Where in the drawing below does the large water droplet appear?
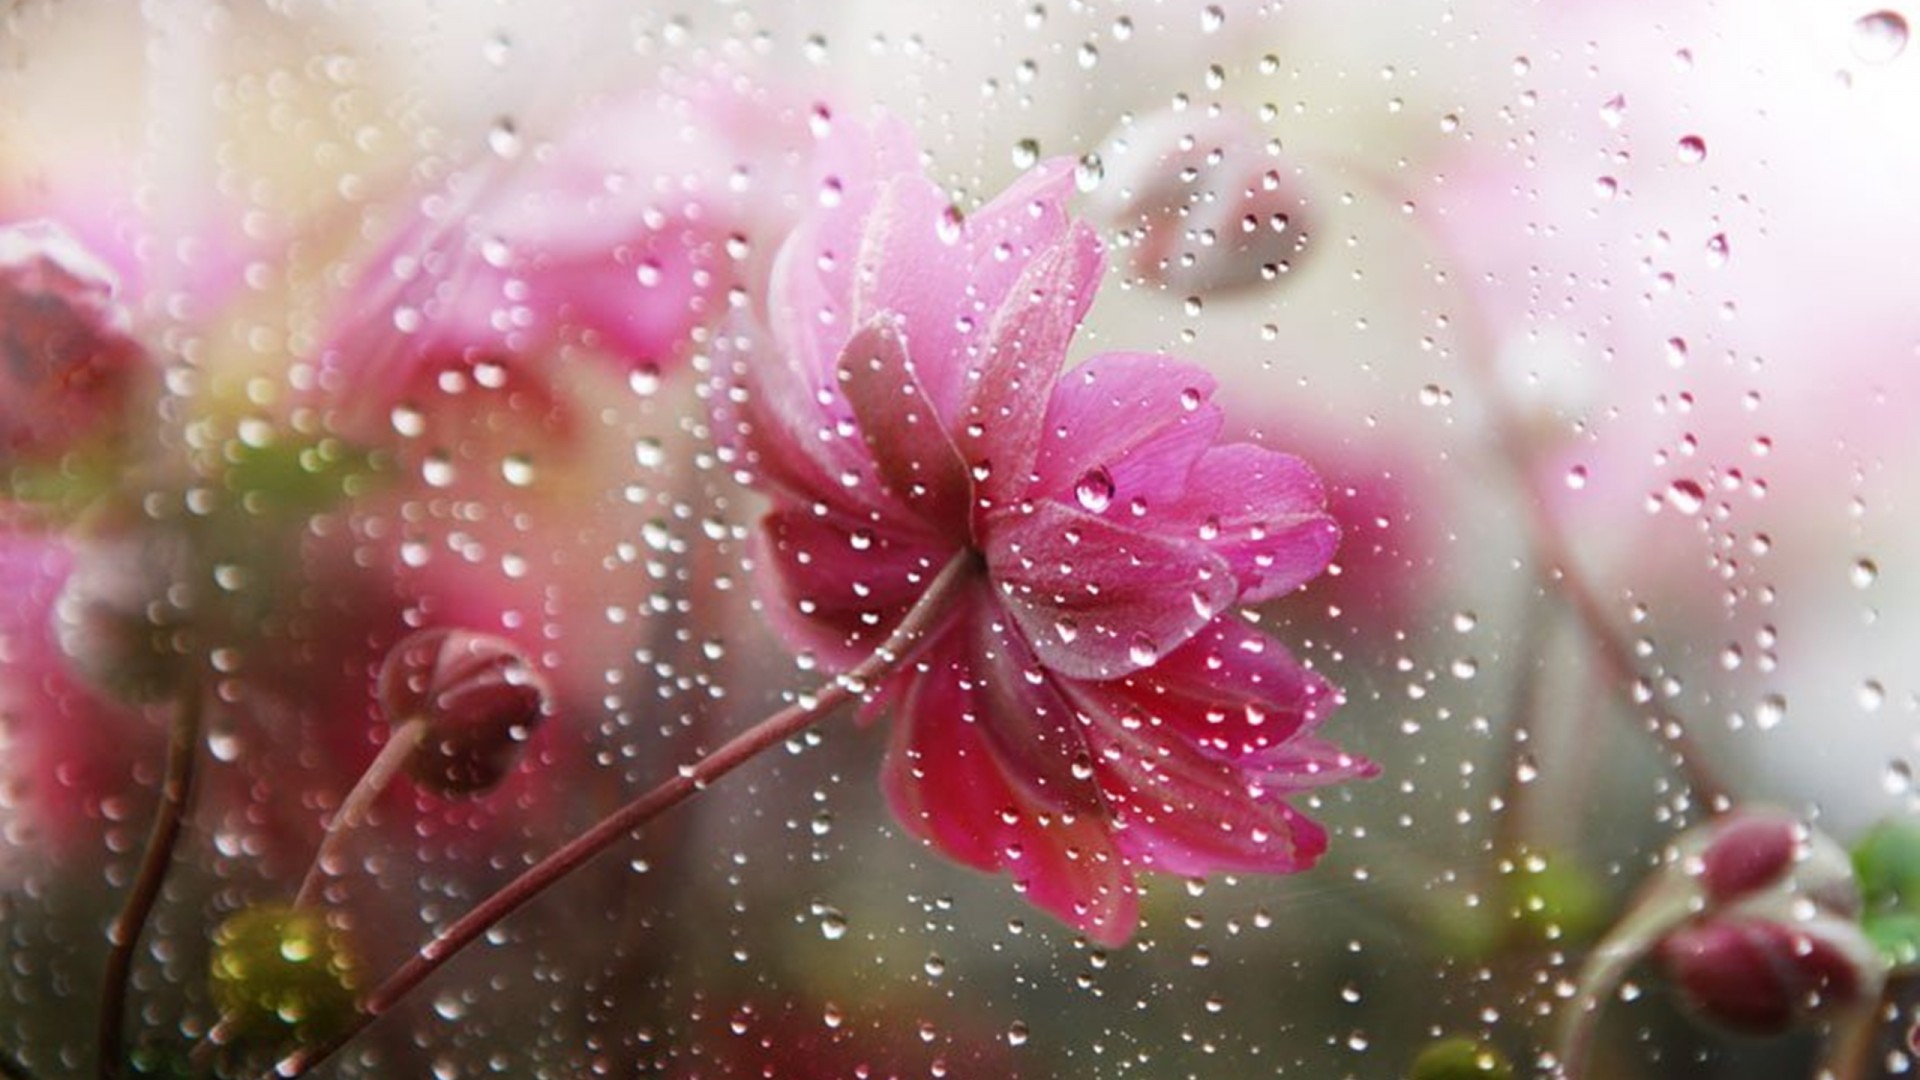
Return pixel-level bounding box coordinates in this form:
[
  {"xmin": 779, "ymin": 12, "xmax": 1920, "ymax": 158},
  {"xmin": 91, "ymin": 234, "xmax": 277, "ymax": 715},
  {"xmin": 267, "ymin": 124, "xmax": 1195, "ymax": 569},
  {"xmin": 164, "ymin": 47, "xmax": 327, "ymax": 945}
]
[
  {"xmin": 1853, "ymin": 11, "xmax": 1910, "ymax": 63},
  {"xmin": 1074, "ymin": 467, "xmax": 1115, "ymax": 513}
]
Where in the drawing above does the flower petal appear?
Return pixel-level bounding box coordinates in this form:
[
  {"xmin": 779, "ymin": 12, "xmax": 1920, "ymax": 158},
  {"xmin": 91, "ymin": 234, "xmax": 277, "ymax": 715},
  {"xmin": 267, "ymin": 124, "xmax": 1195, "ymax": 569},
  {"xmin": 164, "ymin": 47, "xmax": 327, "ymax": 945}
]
[
  {"xmin": 754, "ymin": 505, "xmax": 954, "ymax": 671},
  {"xmin": 880, "ymin": 615, "xmax": 1138, "ymax": 944},
  {"xmin": 956, "ymin": 221, "xmax": 1104, "ymax": 520},
  {"xmin": 836, "ymin": 316, "xmax": 971, "ymax": 531},
  {"xmin": 1070, "ymin": 619, "xmax": 1369, "ymax": 877},
  {"xmin": 1167, "ymin": 445, "xmax": 1340, "ymax": 603},
  {"xmin": 985, "ymin": 500, "xmax": 1235, "ymax": 680},
  {"xmin": 1029, "ymin": 351, "xmax": 1224, "ymax": 507}
]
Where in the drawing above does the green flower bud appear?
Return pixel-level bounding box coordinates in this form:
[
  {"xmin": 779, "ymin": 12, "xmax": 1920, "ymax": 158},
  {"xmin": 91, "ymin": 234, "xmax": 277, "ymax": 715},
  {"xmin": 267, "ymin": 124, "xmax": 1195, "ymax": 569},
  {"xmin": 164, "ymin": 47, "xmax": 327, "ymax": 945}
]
[
  {"xmin": 1853, "ymin": 818, "xmax": 1920, "ymax": 913},
  {"xmin": 209, "ymin": 905, "xmax": 361, "ymax": 1049},
  {"xmin": 1408, "ymin": 1036, "xmax": 1515, "ymax": 1080}
]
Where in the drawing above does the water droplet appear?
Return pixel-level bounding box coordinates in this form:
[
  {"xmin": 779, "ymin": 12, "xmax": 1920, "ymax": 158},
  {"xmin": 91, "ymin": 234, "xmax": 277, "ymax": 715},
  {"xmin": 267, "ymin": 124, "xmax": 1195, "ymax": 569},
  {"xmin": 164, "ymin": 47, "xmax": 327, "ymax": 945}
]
[
  {"xmin": 1884, "ymin": 759, "xmax": 1913, "ymax": 795},
  {"xmin": 1006, "ymin": 1021, "xmax": 1030, "ymax": 1047},
  {"xmin": 1755, "ymin": 693, "xmax": 1787, "ymax": 731},
  {"xmin": 1074, "ymin": 153, "xmax": 1104, "ymax": 193},
  {"xmin": 482, "ymin": 33, "xmax": 512, "ymax": 69},
  {"xmin": 1676, "ymin": 135, "xmax": 1707, "ymax": 164},
  {"xmin": 1074, "ymin": 467, "xmax": 1114, "ymax": 513},
  {"xmin": 1859, "ymin": 680, "xmax": 1886, "ymax": 711},
  {"xmin": 1664, "ymin": 337, "xmax": 1689, "ymax": 367},
  {"xmin": 1200, "ymin": 5, "xmax": 1226, "ymax": 32},
  {"xmin": 1599, "ymin": 93, "xmax": 1627, "ymax": 128},
  {"xmin": 488, "ymin": 117, "xmax": 522, "ymax": 160},
  {"xmin": 1665, "ymin": 479, "xmax": 1706, "ymax": 515},
  {"xmin": 1128, "ymin": 633, "xmax": 1159, "ymax": 667},
  {"xmin": 1705, "ymin": 233, "xmax": 1730, "ymax": 267},
  {"xmin": 1012, "ymin": 139, "xmax": 1041, "ymax": 169},
  {"xmin": 817, "ymin": 907, "xmax": 849, "ymax": 940},
  {"xmin": 1851, "ymin": 557, "xmax": 1879, "ymax": 588},
  {"xmin": 422, "ymin": 452, "xmax": 456, "ymax": 489},
  {"xmin": 1853, "ymin": 11, "xmax": 1910, "ymax": 63},
  {"xmin": 1565, "ymin": 465, "xmax": 1589, "ymax": 490},
  {"xmin": 500, "ymin": 454, "xmax": 534, "ymax": 487}
]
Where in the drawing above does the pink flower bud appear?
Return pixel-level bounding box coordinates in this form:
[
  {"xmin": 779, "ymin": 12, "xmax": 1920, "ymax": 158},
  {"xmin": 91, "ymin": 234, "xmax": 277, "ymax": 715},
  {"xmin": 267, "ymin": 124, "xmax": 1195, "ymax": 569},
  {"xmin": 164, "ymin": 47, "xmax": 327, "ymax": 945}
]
[
  {"xmin": 1696, "ymin": 810, "xmax": 1800, "ymax": 905},
  {"xmin": 376, "ymin": 628, "xmax": 549, "ymax": 796},
  {"xmin": 0, "ymin": 220, "xmax": 147, "ymax": 458},
  {"xmin": 1089, "ymin": 108, "xmax": 1312, "ymax": 295},
  {"xmin": 1656, "ymin": 913, "xmax": 1880, "ymax": 1034}
]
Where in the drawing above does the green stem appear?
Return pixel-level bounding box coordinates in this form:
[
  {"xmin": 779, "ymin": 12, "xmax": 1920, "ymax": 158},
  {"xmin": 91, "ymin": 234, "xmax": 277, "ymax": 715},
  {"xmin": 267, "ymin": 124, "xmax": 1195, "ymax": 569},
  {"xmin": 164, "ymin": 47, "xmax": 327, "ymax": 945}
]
[
  {"xmin": 97, "ymin": 689, "xmax": 204, "ymax": 1080},
  {"xmin": 263, "ymin": 550, "xmax": 975, "ymax": 1079}
]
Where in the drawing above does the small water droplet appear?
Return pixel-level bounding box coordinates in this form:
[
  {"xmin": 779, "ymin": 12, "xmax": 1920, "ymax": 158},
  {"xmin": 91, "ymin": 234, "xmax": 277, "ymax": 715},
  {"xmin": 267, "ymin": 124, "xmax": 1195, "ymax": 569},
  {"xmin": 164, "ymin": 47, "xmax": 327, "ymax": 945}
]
[
  {"xmin": 1851, "ymin": 557, "xmax": 1879, "ymax": 588},
  {"xmin": 1599, "ymin": 93, "xmax": 1627, "ymax": 128},
  {"xmin": 1675, "ymin": 135, "xmax": 1707, "ymax": 164},
  {"xmin": 501, "ymin": 454, "xmax": 534, "ymax": 487},
  {"xmin": 1006, "ymin": 1021, "xmax": 1030, "ymax": 1047},
  {"xmin": 1755, "ymin": 693, "xmax": 1787, "ymax": 731},
  {"xmin": 1884, "ymin": 759, "xmax": 1913, "ymax": 795},
  {"xmin": 1665, "ymin": 479, "xmax": 1706, "ymax": 515},
  {"xmin": 1074, "ymin": 153, "xmax": 1104, "ymax": 193},
  {"xmin": 482, "ymin": 33, "xmax": 512, "ymax": 69},
  {"xmin": 1859, "ymin": 680, "xmax": 1886, "ymax": 711},
  {"xmin": 1200, "ymin": 5, "xmax": 1226, "ymax": 32},
  {"xmin": 1565, "ymin": 464, "xmax": 1589, "ymax": 490},
  {"xmin": 488, "ymin": 117, "xmax": 522, "ymax": 160},
  {"xmin": 1128, "ymin": 633, "xmax": 1159, "ymax": 667},
  {"xmin": 1012, "ymin": 139, "xmax": 1042, "ymax": 169},
  {"xmin": 1853, "ymin": 11, "xmax": 1910, "ymax": 63},
  {"xmin": 817, "ymin": 907, "xmax": 849, "ymax": 940},
  {"xmin": 1074, "ymin": 467, "xmax": 1115, "ymax": 513}
]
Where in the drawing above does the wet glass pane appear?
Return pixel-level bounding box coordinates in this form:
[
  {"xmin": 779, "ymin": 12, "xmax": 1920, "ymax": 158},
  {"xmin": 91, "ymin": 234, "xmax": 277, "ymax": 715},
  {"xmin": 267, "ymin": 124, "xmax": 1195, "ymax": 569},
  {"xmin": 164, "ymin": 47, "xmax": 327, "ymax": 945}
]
[{"xmin": 2, "ymin": 2, "xmax": 1916, "ymax": 1078}]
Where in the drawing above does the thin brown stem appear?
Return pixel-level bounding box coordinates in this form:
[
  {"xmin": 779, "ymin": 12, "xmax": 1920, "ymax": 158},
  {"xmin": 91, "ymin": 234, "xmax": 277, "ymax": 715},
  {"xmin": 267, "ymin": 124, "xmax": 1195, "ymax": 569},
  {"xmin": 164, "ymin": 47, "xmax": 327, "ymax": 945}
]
[
  {"xmin": 263, "ymin": 550, "xmax": 976, "ymax": 1079},
  {"xmin": 97, "ymin": 689, "xmax": 204, "ymax": 1080}
]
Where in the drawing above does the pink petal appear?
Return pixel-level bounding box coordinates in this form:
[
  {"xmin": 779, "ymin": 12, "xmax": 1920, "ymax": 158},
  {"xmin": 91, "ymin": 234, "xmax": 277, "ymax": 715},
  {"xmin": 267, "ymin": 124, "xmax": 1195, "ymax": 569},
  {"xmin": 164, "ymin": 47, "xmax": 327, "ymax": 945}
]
[
  {"xmin": 984, "ymin": 500, "xmax": 1235, "ymax": 681},
  {"xmin": 956, "ymin": 221, "xmax": 1105, "ymax": 521},
  {"xmin": 1068, "ymin": 619, "xmax": 1367, "ymax": 877},
  {"xmin": 836, "ymin": 317, "xmax": 971, "ymax": 531},
  {"xmin": 753, "ymin": 505, "xmax": 955, "ymax": 672},
  {"xmin": 1029, "ymin": 351, "xmax": 1225, "ymax": 507},
  {"xmin": 1166, "ymin": 445, "xmax": 1339, "ymax": 603},
  {"xmin": 879, "ymin": 615, "xmax": 1139, "ymax": 944}
]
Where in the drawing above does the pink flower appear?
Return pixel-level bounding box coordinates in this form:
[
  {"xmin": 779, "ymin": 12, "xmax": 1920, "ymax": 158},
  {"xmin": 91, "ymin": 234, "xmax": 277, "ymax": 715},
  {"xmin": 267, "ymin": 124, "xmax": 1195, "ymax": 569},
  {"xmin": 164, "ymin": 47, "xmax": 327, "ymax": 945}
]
[
  {"xmin": 720, "ymin": 116, "xmax": 1373, "ymax": 943},
  {"xmin": 0, "ymin": 221, "xmax": 149, "ymax": 459},
  {"xmin": 0, "ymin": 516, "xmax": 154, "ymax": 855},
  {"xmin": 314, "ymin": 70, "xmax": 816, "ymax": 442}
]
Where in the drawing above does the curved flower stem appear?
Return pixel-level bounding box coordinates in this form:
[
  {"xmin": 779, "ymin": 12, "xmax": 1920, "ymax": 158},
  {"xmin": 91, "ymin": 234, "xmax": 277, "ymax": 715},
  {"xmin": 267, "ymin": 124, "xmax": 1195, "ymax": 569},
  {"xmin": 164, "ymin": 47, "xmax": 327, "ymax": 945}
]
[
  {"xmin": 293, "ymin": 718, "xmax": 428, "ymax": 908},
  {"xmin": 97, "ymin": 688, "xmax": 204, "ymax": 1080},
  {"xmin": 264, "ymin": 550, "xmax": 976, "ymax": 1080},
  {"xmin": 1447, "ymin": 288, "xmax": 1733, "ymax": 812}
]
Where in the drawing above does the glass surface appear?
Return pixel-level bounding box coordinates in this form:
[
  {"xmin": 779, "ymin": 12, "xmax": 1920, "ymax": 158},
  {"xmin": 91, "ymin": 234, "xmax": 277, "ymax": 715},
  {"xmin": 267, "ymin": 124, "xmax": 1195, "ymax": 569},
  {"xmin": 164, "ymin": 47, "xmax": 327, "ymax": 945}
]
[{"xmin": 1, "ymin": 2, "xmax": 1916, "ymax": 1077}]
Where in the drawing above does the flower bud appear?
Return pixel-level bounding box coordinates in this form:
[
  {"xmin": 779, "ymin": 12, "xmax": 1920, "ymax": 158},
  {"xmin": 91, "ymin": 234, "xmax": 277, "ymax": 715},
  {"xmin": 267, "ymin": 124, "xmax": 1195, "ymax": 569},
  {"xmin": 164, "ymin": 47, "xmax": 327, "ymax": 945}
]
[
  {"xmin": 377, "ymin": 627, "xmax": 549, "ymax": 796},
  {"xmin": 1089, "ymin": 107, "xmax": 1312, "ymax": 295},
  {"xmin": 0, "ymin": 220, "xmax": 146, "ymax": 458},
  {"xmin": 209, "ymin": 905, "xmax": 361, "ymax": 1049},
  {"xmin": 1408, "ymin": 1036, "xmax": 1515, "ymax": 1080},
  {"xmin": 52, "ymin": 529, "xmax": 197, "ymax": 705},
  {"xmin": 1656, "ymin": 911, "xmax": 1882, "ymax": 1034}
]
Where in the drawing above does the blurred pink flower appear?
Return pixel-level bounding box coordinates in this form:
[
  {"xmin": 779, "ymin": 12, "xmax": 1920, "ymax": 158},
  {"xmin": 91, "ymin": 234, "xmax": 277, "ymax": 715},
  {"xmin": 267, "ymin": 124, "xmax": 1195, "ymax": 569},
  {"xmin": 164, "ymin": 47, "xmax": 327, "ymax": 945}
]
[
  {"xmin": 0, "ymin": 517, "xmax": 153, "ymax": 854},
  {"xmin": 720, "ymin": 116, "xmax": 1373, "ymax": 943},
  {"xmin": 315, "ymin": 69, "xmax": 817, "ymax": 442},
  {"xmin": 0, "ymin": 221, "xmax": 149, "ymax": 460}
]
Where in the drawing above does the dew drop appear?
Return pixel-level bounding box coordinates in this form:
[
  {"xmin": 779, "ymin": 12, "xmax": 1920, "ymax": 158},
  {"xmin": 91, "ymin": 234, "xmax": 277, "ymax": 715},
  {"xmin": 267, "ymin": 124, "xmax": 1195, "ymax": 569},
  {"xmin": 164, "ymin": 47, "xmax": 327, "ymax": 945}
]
[
  {"xmin": 1565, "ymin": 464, "xmax": 1589, "ymax": 490},
  {"xmin": 1755, "ymin": 693, "xmax": 1787, "ymax": 731},
  {"xmin": 1859, "ymin": 680, "xmax": 1887, "ymax": 711},
  {"xmin": 1675, "ymin": 135, "xmax": 1707, "ymax": 164},
  {"xmin": 1006, "ymin": 1021, "xmax": 1030, "ymax": 1047},
  {"xmin": 1665, "ymin": 479, "xmax": 1706, "ymax": 514},
  {"xmin": 1851, "ymin": 557, "xmax": 1879, "ymax": 588},
  {"xmin": 487, "ymin": 117, "xmax": 522, "ymax": 160},
  {"xmin": 500, "ymin": 454, "xmax": 534, "ymax": 487},
  {"xmin": 1853, "ymin": 11, "xmax": 1910, "ymax": 63},
  {"xmin": 1599, "ymin": 93, "xmax": 1627, "ymax": 128},
  {"xmin": 1074, "ymin": 467, "xmax": 1115, "ymax": 513},
  {"xmin": 1884, "ymin": 759, "xmax": 1913, "ymax": 795},
  {"xmin": 1012, "ymin": 139, "xmax": 1041, "ymax": 169}
]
